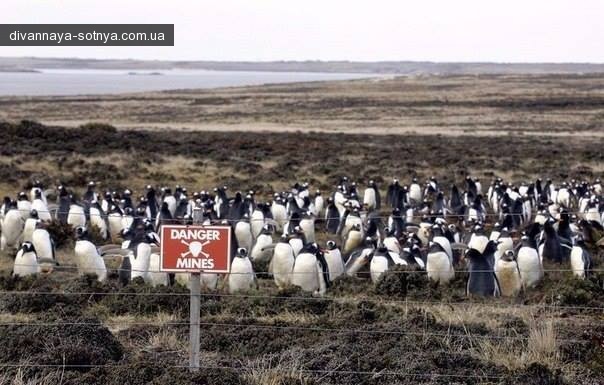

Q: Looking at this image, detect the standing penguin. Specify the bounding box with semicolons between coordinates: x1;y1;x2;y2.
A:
162;188;177;217
299;211;316;244
426;241;455;285
516;235;543;289
313;190;324;217
13;242;39;277
570;236;592;279
370;246;397;283
67;195;86;228
228;248;256;293
31;190;51;221
1;203;24;251
363;180;380;211
250;224;273;261
234;214;253;252
22;209;39;243
250;203;265;240
342;223;363;256
90;200;108;240
495;250;521;297
292;243;329;296
539;219;565;263
74;227;107;281
32;221;56;272
16;192;31;221
466;241;500;297
324;197;340;234
323;240;344;281
269;235;295;288
270;196;288;232
130;232;157;283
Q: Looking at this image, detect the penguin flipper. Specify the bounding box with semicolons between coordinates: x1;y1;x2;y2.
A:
493;273;501;297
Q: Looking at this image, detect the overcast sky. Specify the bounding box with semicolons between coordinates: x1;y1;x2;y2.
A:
1;0;603;62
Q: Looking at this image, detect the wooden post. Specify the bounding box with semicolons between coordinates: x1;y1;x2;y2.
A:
189;272;201;372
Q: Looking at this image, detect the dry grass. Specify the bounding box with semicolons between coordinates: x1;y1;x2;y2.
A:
143;329;187;353
243;350;312;385
471;320;559;370
0;369;62;385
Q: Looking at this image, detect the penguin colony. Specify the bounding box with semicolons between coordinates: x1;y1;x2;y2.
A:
1;176;601;297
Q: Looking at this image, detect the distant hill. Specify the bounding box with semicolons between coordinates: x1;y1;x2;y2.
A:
1;56;604;74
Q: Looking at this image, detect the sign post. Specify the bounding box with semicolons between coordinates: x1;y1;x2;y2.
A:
160;225;232;372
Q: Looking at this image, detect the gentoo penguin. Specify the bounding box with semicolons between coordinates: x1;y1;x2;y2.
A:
345;237;376;277
363;180;380;211
323;240;344;281
292;243;329;295
383;227;401;255
516;235;543;289
148;249;169;287
324;197;340;234
342;223;363;256
121;207;135;232
288;226;306;257
155;202;172;232
22;209;39;243
16;192;31;221
130;232;157;283
250;203;265;240
299;211;316;244
13;242;39;277
1;203;24;251
467;225;489;254
409;178;422;205
494;227;513;263
250;224;273;261
270;196;288;231
426;241;455;285
268;235;295;288
228;248;256;293
32;221;55;272
67;195;86;228
370;246;398;283
313;190;324;217
570;236;592;279
89;200;108;240
494;250;521;297
163;188;177;217
539;219;565;263
234;214;253;252
74;227;107;281
108;204;124;241
31;189;51;221
466;241;500;297
401;242;426;268
30;180;47;205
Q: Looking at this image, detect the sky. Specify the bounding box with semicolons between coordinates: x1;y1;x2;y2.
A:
1;0;603;63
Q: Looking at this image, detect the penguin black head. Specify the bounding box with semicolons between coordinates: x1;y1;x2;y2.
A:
326;240;337;250
236;247;248;258
34;189;42;199
30;209;38;219
17;192;27;201
75;226;88;240
501;250;515;262
20;242;36;254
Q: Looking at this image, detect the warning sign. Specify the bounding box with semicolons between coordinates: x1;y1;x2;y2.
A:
160;225;231;273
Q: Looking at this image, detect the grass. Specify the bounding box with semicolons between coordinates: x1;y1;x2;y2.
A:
243;350;312;385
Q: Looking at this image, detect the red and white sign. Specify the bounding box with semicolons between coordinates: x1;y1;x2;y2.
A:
160;225;231;273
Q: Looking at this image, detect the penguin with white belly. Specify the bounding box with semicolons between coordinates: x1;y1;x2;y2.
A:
13;242;39;277
342;223;363;256
22;209;39;243
250;224;274;262
288;226;306;257
31;189;51;221
67;195;86;228
516;235;543;289
363;180;380;211
74;227;107;281
299;211;316;244
292;243;330;295
234;214;253;252
400;242;426;269
570;235;592;279
466;241;500;297
228;248;256;293
345;237;376;277
370;245;397;283
90;200;108;240
426;241;455;285
324;197;340;234
268;235;295;288
129;231;157;283
313;190;324;217
32;221;56;273
16;192;31;221
323;240;344;281
495;250;521;297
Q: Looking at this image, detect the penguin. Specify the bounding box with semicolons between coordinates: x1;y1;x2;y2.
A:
163;188;177;217
409;178;422;205
345;237;376;277
292;243;329;295
22;209;39;243
13;242;39;277
155;202;173;231
342;223;363;256
570;236;592;279
288;226;306;257
108;204;124;241
228;248;256;293
121;207;135;232
148;250;169;287
67;195;86;228
323;240;344;281
467;224;489;254
383;227;401;255
268;235;295;288
494;227;513;263
30;181;47;206
313;190;324;217
83;181;98;203
426;241;455;285
31;221;55;271
466;241;500;297
431;224;453;262
324;197;340;234
299;211;316;244
74;227;107;281
234;214;253;252
250;203;265;240
370;246;396;283
516;235;543;289
400;242;426;268
250;224;273;262
31;189;51;221
16;192;31;221
89;200;108;240
270;196;288;231
494;250;521;297
363;180;380;211
539;219;565;263
130;232;157;283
